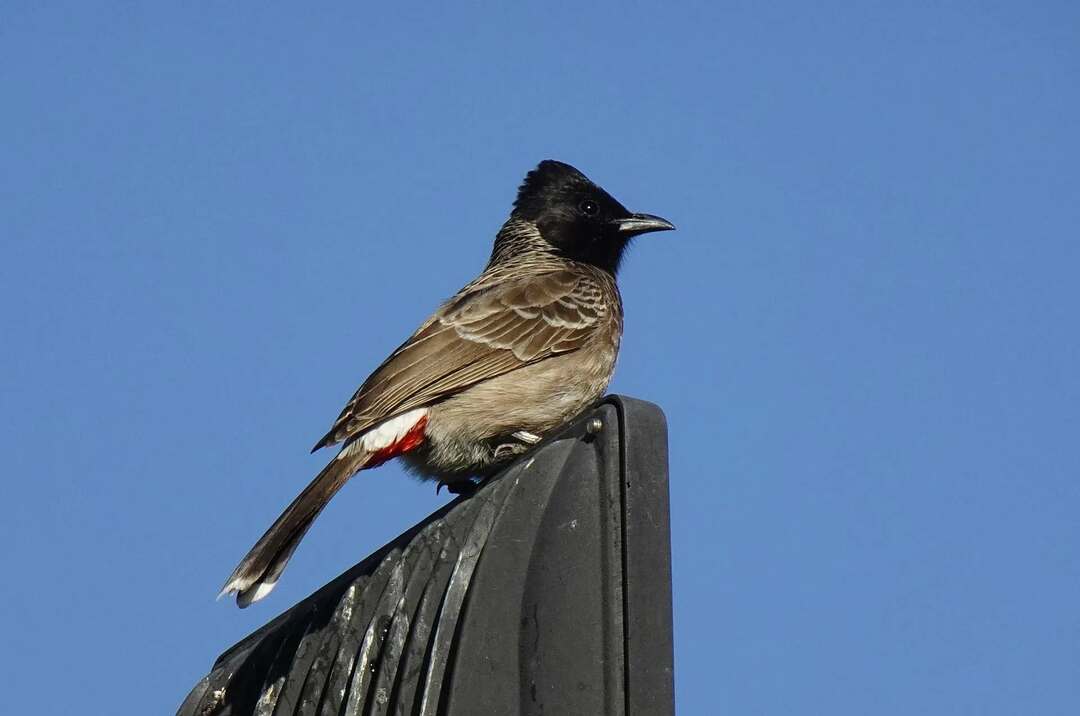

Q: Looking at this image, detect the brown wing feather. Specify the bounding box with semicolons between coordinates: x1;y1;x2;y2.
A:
311;268;614;451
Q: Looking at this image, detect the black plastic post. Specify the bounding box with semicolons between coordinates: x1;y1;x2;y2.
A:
178;395;673;716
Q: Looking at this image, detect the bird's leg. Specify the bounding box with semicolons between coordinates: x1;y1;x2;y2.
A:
493;443;522;460
436;431;544;496
493;430;543;461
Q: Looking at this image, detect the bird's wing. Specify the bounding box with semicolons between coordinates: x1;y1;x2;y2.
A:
311;268;613;451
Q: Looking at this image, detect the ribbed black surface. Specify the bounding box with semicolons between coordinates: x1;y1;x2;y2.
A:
179;396;672;716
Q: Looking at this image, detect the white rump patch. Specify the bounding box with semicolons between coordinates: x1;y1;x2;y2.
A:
336;408;429;462
361;408;429;451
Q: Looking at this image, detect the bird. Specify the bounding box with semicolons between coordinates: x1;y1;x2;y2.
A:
219;160;674;607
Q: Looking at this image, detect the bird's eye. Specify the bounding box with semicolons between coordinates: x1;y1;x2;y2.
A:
579;199;599;216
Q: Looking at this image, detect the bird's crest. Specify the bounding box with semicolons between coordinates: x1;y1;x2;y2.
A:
513;160;592;218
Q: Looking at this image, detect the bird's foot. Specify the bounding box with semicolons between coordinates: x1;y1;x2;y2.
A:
493;431;543;461
436;478;479;496
494;442;532;461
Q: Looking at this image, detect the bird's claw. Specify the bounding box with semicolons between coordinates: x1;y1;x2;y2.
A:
436;479;478;496
493;443;520;460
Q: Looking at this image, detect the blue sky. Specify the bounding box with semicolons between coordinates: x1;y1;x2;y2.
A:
3;3;1078;713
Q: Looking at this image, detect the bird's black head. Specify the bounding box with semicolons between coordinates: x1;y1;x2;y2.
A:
511;160;674;274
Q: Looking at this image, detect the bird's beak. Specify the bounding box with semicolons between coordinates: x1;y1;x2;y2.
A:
612;213;676;237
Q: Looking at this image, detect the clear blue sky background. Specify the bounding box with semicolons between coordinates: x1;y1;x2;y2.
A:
3;4;1078;714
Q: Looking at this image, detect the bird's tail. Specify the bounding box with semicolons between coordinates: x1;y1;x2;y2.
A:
219;449;368;607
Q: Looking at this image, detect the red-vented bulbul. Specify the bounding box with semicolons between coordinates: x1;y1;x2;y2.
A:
220;160;674;606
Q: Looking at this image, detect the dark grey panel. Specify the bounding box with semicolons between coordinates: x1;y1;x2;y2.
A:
178;395;672;716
